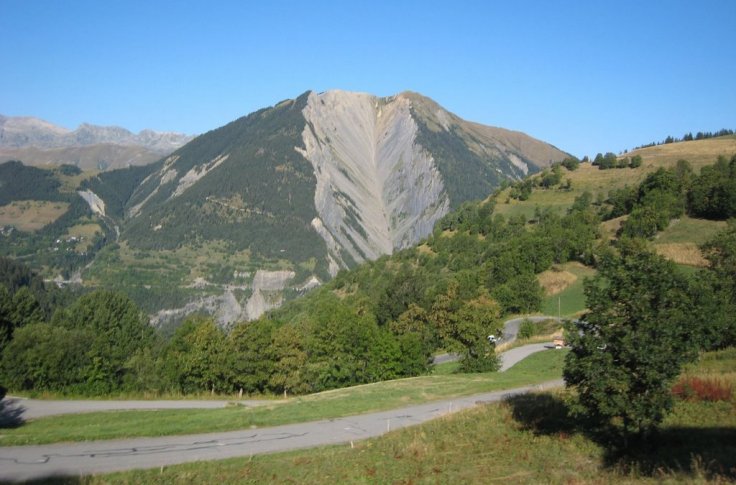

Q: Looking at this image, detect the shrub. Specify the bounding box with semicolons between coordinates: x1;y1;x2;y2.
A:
518;319;535;339
672;376;733;402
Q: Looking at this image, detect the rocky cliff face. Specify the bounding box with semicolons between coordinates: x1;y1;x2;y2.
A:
298;91;449;268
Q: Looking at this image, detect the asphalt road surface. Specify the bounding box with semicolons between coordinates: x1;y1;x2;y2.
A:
0;378;564;482
433;315;562;366
500;315;562;343
1;397;271;420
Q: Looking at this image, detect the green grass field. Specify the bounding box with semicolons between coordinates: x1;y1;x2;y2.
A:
540;263;596;317
78;348;736;484
651;217;728;267
0;350;566;446
655;217;728;245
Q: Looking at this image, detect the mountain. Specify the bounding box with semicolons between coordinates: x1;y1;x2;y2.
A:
75;89;567;325
122;90;565;264
0;115;193;170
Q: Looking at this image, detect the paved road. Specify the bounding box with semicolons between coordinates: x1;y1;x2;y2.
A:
13;315;561;421
1;397;274;421
433;315;562;366
500;315;562;343
499;342;557;371
0;378;564;482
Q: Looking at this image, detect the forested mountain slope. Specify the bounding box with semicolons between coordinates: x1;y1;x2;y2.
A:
77;90;567;325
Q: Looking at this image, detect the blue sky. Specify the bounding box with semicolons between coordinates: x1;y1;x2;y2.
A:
2;0;734;158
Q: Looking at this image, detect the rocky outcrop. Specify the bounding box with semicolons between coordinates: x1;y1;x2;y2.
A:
77;190;106;217
298;90;449;265
245;270;296;320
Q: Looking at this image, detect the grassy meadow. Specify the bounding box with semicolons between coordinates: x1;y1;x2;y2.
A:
539;262;596;317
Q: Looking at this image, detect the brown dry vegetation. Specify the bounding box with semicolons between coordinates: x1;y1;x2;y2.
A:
0;200;69;231
654;243;708;267
628;136;736;170
600;215;627;241
537;268;577;296
495;136;736;221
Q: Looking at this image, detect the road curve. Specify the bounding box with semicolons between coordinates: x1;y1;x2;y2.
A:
499;342;557;371
433;315;563;366
500;315;562;343
10;316;562;422
0;378;564;482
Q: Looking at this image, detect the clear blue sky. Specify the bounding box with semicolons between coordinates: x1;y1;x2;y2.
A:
2;0;734;158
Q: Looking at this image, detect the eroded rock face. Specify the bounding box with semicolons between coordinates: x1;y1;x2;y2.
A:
77;190;106;217
244;270;296;321
298;91;449;266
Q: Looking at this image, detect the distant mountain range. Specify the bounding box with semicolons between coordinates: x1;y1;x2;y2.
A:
0;114;193;170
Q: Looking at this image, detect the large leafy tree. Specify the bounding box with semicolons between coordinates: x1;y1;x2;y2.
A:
52;290;153;391
563;240;699;441
696;223;736;348
687;155;736;219
430;282;501;372
227;318;276;394
164;316;229;394
0;323;92;391
269;321;311;395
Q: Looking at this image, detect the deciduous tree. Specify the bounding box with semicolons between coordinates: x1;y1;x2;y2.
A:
564;241;698;441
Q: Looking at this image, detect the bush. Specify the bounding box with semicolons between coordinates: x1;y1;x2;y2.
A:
672;376;733;402
518;319;535;339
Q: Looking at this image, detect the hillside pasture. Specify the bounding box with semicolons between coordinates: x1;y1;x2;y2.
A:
496;136;736;219
628;135;736;170
540;262;595;317
0;200;69;231
652;217;728;267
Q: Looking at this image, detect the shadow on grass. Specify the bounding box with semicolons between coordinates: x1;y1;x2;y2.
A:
506;393;736;480
12;476;82;484
0;397;25;429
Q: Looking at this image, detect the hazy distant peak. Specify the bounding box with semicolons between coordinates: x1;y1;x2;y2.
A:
0;114;193;153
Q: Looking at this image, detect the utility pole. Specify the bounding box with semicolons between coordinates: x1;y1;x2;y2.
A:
558;296;561;319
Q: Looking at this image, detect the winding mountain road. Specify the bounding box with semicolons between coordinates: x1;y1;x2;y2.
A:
433;315;563;368
0;377;564;482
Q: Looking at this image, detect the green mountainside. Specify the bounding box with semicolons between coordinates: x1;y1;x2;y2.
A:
4;92;731;334
0;89;567;325
0;132;734;400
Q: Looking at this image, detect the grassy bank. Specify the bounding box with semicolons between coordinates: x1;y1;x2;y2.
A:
62;347;736;484
0;350;566;446
540;262;596;317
